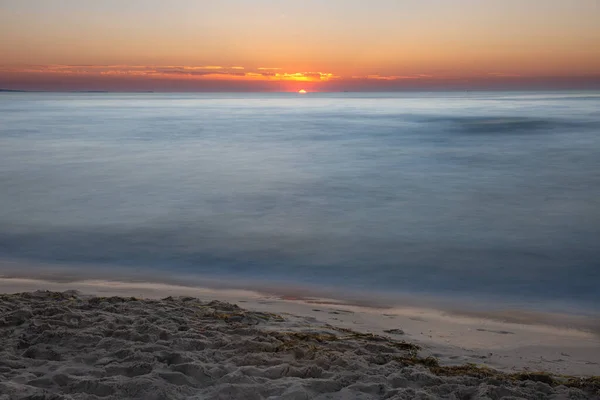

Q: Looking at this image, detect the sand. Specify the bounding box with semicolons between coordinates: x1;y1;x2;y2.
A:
0;281;599;399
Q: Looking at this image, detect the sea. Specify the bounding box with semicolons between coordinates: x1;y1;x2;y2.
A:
1;92;599;314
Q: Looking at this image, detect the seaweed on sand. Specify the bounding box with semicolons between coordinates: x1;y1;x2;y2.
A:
265;325;599;394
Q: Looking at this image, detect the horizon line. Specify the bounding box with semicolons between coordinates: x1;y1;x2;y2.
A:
3;88;600;94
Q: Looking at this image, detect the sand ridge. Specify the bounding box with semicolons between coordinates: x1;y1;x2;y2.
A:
0;291;598;399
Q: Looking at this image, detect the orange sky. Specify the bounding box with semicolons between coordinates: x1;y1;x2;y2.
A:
1;0;599;91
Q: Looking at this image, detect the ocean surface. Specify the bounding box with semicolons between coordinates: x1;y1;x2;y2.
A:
1;92;599;313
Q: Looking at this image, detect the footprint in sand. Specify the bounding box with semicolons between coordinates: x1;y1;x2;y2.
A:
476;328;515;335
383;329;405;335
331;310;354;315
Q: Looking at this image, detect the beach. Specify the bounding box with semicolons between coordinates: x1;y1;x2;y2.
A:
1;279;598;399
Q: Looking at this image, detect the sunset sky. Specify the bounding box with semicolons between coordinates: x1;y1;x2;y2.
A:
1;0;599;91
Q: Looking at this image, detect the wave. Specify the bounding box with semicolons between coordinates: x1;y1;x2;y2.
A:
426;116;581;134
291;112;600;136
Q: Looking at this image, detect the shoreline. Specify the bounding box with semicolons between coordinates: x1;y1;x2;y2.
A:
0;288;598;399
1;277;599;377
1;260;598;318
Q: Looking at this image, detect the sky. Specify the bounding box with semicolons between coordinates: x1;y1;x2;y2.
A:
1;0;599;91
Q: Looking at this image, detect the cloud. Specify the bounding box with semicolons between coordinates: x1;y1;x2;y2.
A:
178;66;224;70
0;65;464;83
358;74;430;80
487;72;522;77
7;65;592;92
0;65;339;82
272;72;339;81
155;69;244;77
0;65;429;83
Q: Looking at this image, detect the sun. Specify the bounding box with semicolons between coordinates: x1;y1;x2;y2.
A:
298;89;307;94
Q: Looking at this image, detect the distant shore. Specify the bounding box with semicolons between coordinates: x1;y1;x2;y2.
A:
0;89;154;93
0;279;598;399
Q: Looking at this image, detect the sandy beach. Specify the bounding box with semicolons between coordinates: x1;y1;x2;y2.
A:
0;278;598;399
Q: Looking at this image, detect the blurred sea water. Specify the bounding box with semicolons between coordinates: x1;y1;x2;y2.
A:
1;92;599;312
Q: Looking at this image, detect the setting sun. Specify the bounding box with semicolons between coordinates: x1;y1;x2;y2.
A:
298;89;307;94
